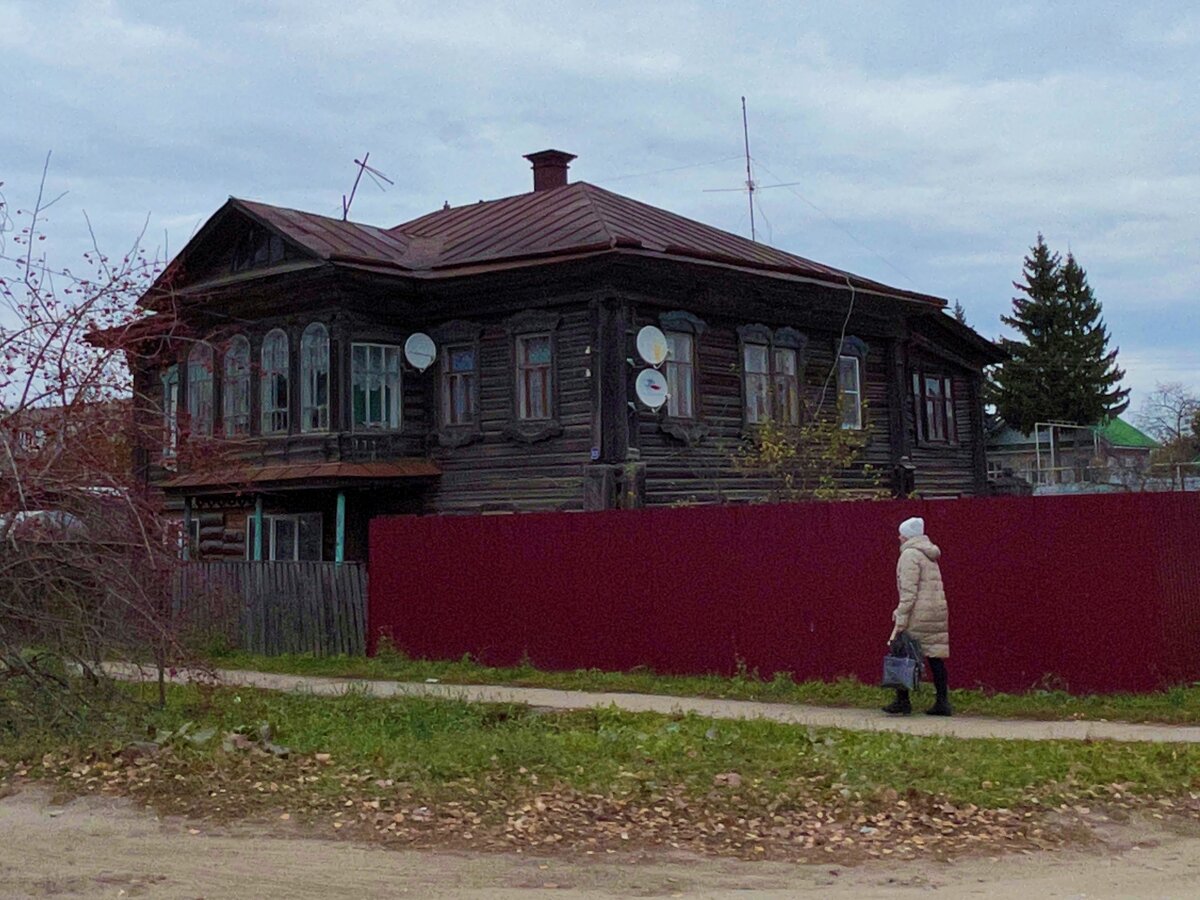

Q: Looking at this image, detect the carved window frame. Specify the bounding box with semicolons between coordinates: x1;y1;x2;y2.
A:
432;320;484;448
837;336;868;431
504;310;563;444
738;324;809;429
658;311;709;446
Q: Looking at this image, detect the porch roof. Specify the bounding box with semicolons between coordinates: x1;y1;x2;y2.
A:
161;459;441;492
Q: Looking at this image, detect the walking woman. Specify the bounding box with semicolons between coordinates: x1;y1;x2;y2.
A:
884;517;952;716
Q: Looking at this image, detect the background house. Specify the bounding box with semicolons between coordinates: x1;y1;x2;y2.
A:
121;149;1002;563
986;417;1161;493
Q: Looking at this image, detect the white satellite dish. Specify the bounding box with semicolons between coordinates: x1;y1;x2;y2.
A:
404;333;437;372
635;368;669;410
636;325;669;367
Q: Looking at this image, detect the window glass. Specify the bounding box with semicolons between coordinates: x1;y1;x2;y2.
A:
516;334;553;420
773;347;800;426
443;344;478;426
300;323;329;432
665;332;695;419
743;343;770;423
837;355;862;430
186;344;214;438
261;329;290;434
223;336;251;437
352;343;402;429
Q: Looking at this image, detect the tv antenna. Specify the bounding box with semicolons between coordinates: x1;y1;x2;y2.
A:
703;97;801;242
342;152;394;221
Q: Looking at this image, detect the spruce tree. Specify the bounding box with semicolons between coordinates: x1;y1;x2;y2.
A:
1058;252;1129;424
989;235;1128;434
952;300;968;325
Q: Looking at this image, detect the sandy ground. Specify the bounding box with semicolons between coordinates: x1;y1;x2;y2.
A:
2;788;1199;900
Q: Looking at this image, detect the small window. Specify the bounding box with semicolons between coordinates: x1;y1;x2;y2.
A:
912;371;956;444
246;513;322;562
352;343;402;430
261;329;290;434
743;343;771;424
773;348;800;426
442;344;478;426
300;323;330;433
186;343;214;438
664;331;696;419
516;334;553;420
161;365;180;459
223;336;251;437
837;355;862;430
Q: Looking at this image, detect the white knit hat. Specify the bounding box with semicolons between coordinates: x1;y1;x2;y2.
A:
898;517;925;539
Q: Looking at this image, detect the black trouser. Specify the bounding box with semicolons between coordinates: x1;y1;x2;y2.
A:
896;657;948;704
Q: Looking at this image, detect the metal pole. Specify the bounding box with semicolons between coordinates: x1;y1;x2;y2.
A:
335;491;346;565
253;496;264;562
182;496;192;562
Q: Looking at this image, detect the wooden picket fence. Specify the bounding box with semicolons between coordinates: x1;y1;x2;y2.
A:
174;561;367;656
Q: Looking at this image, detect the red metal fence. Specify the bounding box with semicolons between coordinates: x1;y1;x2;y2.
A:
369;494;1200;694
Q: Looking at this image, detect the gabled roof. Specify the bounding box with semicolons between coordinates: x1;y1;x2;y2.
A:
1095;417;1158;450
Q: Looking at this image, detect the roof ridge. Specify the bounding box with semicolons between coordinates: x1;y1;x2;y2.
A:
575;183;617;246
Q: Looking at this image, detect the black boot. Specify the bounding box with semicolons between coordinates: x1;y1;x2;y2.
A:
926;658;952;716
882;689;912;715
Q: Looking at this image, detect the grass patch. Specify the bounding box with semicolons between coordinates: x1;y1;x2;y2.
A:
5;681;1200;861
207;648;1200;725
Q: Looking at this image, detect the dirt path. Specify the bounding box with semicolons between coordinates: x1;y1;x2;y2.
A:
107;663;1200;744
1;787;1198;899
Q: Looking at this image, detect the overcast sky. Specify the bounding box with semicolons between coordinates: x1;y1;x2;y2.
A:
3;0;1197;411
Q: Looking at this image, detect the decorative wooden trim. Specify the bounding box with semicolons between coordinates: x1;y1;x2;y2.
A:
430;319;483;343
774;327;808;358
838;335;868;359
660;310;707;335
503;420;564;444
736;323;772;344
505;309;562;334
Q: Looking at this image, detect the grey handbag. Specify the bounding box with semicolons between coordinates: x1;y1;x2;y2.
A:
881;633;924;690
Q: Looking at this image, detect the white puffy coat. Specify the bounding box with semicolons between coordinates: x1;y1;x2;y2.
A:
892;535;949;659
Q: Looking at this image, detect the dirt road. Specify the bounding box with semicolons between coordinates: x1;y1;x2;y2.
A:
1;788;1198;899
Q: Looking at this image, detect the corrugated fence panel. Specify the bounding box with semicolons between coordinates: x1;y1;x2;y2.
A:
175;561;367;657
369;494;1200;694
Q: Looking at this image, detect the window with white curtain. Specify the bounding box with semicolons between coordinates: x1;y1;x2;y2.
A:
352;343;402;430
664;331;695;419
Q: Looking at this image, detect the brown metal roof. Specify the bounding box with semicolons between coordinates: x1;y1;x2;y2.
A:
235;200;413;269
161;459;440;491
385;182;945;305
214;186;943;306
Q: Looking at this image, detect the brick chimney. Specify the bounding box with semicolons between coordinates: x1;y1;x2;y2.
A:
524;149;576;192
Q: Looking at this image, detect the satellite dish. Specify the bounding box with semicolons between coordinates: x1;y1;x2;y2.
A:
635;368;669;410
636;325;669;367
404;333;437;372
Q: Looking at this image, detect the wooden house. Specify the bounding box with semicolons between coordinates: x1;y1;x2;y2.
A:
123;149;1001;563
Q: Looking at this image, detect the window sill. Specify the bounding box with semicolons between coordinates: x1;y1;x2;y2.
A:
504;420;563;444
437;426;483;448
660;419;709;447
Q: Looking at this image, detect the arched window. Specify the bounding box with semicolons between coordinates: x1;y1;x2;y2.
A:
223;335;251;437
261;329;289;434
300;323;329;432
186;343;214;438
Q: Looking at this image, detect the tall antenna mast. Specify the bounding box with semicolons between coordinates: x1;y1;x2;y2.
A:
703;98;800;243
741;96;756;242
342;152;394;221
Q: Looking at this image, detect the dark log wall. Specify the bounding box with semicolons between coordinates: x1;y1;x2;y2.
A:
630;305;897;506
905;350;985;499
427;305;594;514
